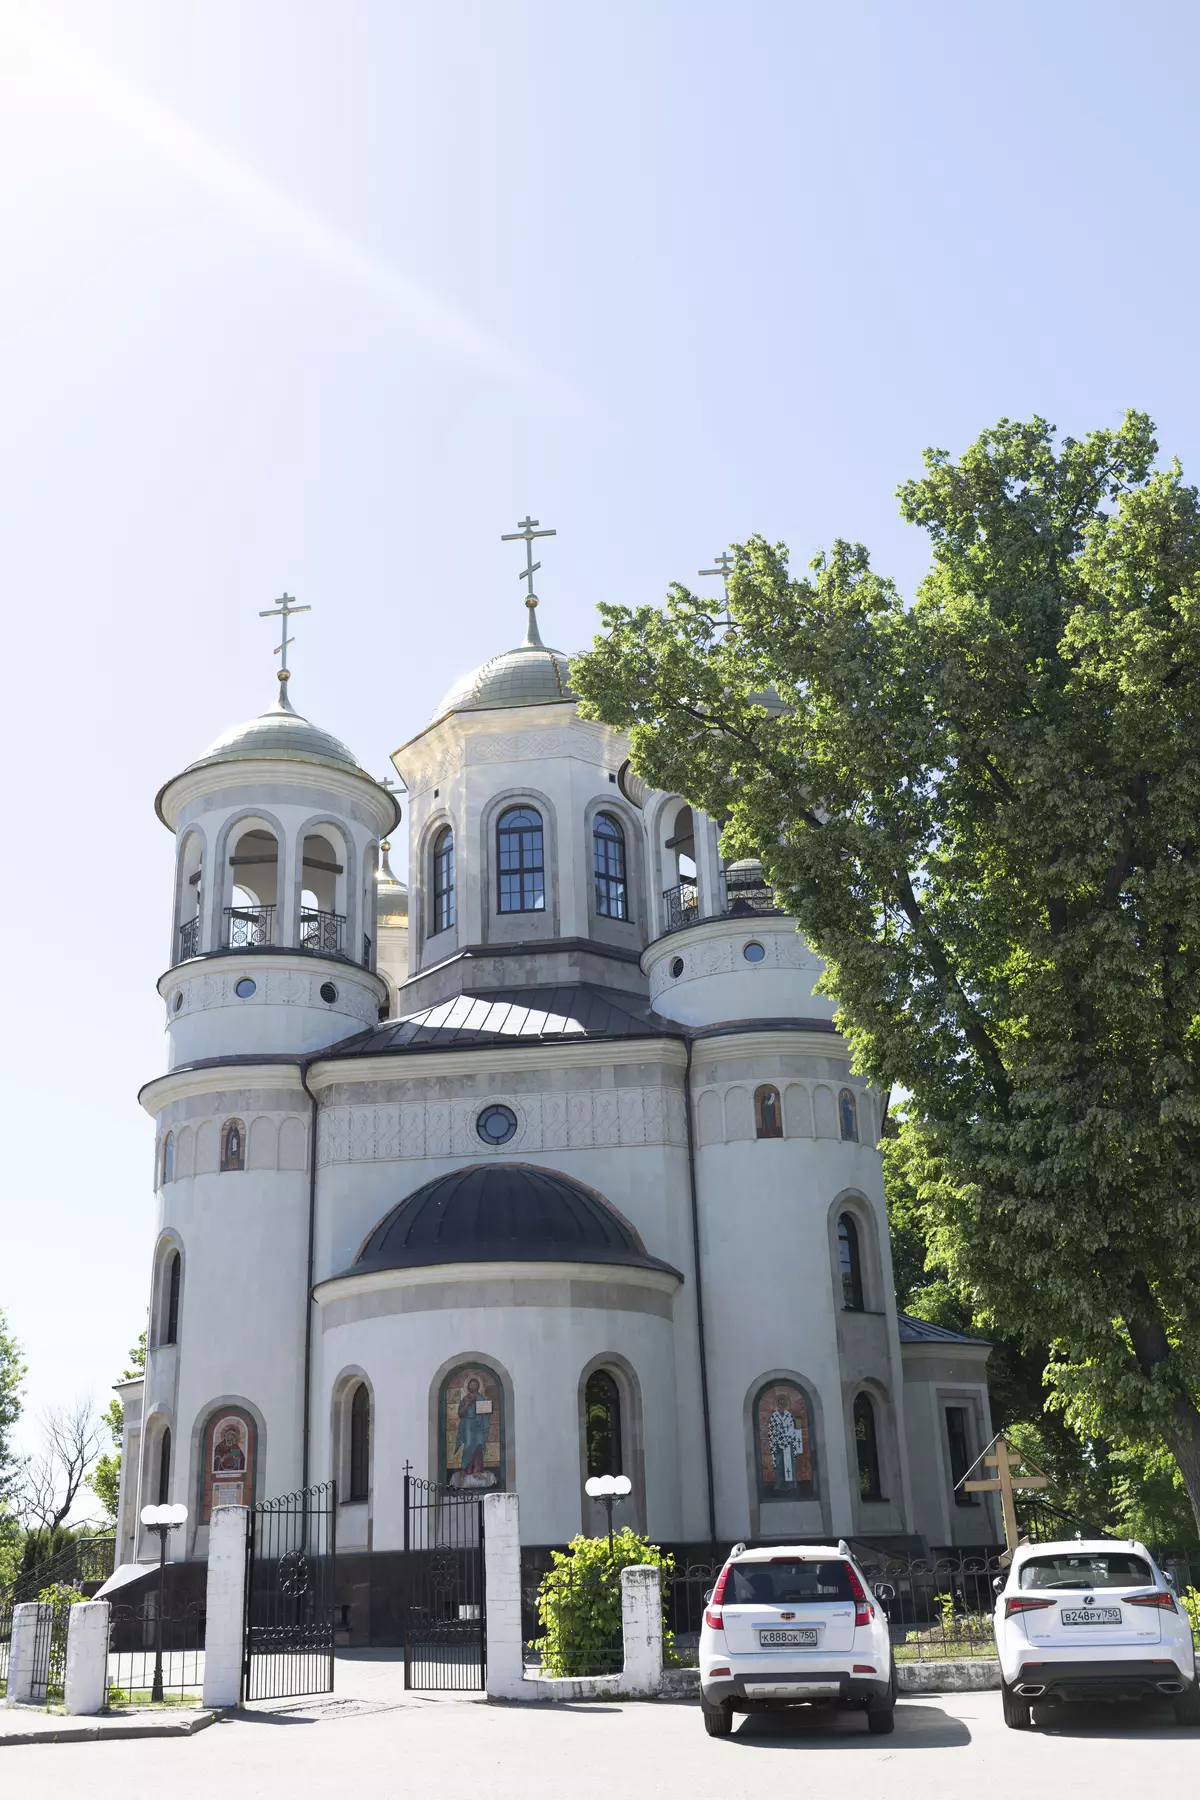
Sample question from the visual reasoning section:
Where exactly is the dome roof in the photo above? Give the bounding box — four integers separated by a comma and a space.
431, 603, 574, 722
348, 1162, 681, 1279
189, 688, 361, 775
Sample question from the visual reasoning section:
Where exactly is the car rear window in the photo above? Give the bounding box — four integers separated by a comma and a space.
1018, 1553, 1153, 1590
726, 1560, 854, 1604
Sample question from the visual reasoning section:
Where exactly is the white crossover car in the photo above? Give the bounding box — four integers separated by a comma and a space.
993, 1539, 1200, 1729
697, 1542, 895, 1738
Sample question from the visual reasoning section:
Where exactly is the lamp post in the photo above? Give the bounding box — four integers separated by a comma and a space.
584, 1474, 633, 1555
139, 1503, 188, 1702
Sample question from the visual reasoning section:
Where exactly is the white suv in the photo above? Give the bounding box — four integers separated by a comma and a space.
697, 1542, 895, 1738
993, 1539, 1200, 1729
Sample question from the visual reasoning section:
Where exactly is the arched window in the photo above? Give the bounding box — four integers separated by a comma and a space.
161, 1132, 175, 1186
157, 1426, 172, 1507
200, 1406, 256, 1521
753, 1379, 815, 1499
439, 1362, 505, 1490
839, 1087, 859, 1142
854, 1393, 882, 1500
584, 1370, 623, 1478
838, 1213, 864, 1311
431, 827, 455, 934
497, 807, 545, 913
348, 1382, 370, 1502
754, 1085, 782, 1139
593, 814, 628, 920
165, 1251, 181, 1346
220, 1119, 245, 1173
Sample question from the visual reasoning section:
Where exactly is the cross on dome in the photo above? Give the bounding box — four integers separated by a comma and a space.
501, 515, 556, 647
259, 591, 312, 705
698, 549, 737, 638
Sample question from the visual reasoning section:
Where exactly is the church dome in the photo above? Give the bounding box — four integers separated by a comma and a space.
431, 603, 574, 723
189, 689, 361, 775
349, 1163, 681, 1278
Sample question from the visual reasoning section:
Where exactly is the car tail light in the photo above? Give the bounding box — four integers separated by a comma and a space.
708, 1665, 731, 1677
705, 1562, 732, 1631
853, 1664, 877, 1674
843, 1562, 874, 1627
1125, 1591, 1177, 1612
1005, 1597, 1054, 1618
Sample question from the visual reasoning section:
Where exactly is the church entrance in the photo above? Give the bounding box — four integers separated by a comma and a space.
242, 1482, 337, 1702
402, 1470, 486, 1691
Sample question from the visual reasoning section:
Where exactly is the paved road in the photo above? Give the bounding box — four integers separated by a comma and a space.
4, 1657, 1197, 1797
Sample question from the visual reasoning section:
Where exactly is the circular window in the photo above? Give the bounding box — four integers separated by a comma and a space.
476, 1104, 518, 1146
670, 956, 685, 979
743, 941, 766, 963
319, 982, 338, 1004
172, 991, 183, 1013
235, 977, 257, 999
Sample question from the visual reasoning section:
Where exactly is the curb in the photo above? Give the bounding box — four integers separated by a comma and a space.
0, 1709, 215, 1747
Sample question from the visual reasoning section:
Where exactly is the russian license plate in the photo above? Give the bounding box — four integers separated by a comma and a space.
1061, 1607, 1122, 1625
758, 1628, 819, 1647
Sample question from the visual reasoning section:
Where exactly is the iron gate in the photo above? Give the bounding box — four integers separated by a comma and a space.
242, 1481, 336, 1702
403, 1468, 485, 1691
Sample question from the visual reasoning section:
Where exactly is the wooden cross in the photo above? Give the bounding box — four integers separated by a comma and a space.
961, 1433, 1049, 1553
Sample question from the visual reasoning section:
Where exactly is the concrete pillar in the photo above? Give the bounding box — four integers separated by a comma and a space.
482, 1492, 524, 1701
6, 1603, 47, 1705
63, 1601, 111, 1715
202, 1505, 248, 1709
620, 1565, 663, 1694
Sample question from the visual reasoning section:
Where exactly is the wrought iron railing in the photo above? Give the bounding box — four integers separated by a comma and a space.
224, 904, 274, 948
723, 880, 778, 915
662, 882, 699, 932
300, 908, 345, 956
178, 917, 201, 961
108, 1597, 205, 1704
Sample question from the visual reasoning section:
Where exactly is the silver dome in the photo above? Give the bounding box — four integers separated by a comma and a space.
431, 603, 574, 722
188, 687, 361, 775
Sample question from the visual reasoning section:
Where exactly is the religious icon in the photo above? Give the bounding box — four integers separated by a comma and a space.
201, 1409, 255, 1520
213, 1419, 248, 1473
442, 1365, 503, 1490
756, 1382, 814, 1498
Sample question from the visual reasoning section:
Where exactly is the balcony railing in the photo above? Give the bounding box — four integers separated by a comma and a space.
178, 917, 201, 961
660, 877, 782, 935
300, 908, 345, 957
662, 882, 699, 932
224, 904, 275, 948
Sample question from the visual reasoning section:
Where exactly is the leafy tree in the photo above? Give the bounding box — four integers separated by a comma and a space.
0, 1309, 26, 1585
572, 411, 1200, 1527
534, 1528, 675, 1677
88, 1333, 146, 1524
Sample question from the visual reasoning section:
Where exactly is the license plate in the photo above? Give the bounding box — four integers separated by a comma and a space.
758, 1628, 819, 1646
1060, 1607, 1122, 1625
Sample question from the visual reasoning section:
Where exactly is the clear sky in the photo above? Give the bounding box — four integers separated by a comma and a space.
4, 0, 1200, 1473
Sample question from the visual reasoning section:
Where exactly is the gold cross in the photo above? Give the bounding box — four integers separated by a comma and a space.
258, 591, 311, 689
961, 1433, 1048, 1553
501, 515, 556, 611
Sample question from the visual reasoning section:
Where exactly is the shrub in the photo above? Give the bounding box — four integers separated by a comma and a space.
534, 1528, 675, 1677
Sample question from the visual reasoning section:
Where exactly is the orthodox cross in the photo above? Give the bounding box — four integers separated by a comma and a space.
501, 515, 556, 612
961, 1432, 1049, 1555
259, 591, 311, 694
697, 550, 736, 636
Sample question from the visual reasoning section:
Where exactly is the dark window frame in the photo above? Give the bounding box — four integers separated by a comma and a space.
348, 1382, 370, 1503
431, 826, 455, 934
853, 1392, 883, 1500
593, 812, 629, 920
837, 1213, 865, 1311
946, 1404, 978, 1505
165, 1250, 181, 1345
584, 1369, 623, 1479
157, 1426, 172, 1507
497, 806, 546, 914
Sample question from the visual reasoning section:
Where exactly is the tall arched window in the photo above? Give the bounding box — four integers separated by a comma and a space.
348, 1382, 370, 1502
157, 1426, 172, 1507
161, 1133, 175, 1186
839, 1087, 859, 1142
431, 827, 455, 934
854, 1393, 882, 1500
838, 1213, 864, 1311
497, 807, 545, 913
165, 1251, 181, 1346
593, 814, 628, 920
584, 1370, 623, 1477
220, 1118, 245, 1173
754, 1085, 782, 1139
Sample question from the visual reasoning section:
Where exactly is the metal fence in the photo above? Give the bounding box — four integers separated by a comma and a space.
402, 1471, 485, 1692
30, 1593, 74, 1703
662, 1562, 722, 1668
243, 1482, 337, 1703
0, 1591, 11, 1696
526, 1562, 625, 1678
107, 1599, 205, 1705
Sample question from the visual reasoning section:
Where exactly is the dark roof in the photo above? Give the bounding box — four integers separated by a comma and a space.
897, 1312, 992, 1347
327, 983, 681, 1058
346, 1162, 683, 1281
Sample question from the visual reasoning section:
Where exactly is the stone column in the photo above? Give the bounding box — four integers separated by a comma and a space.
63, 1601, 111, 1715
482, 1492, 524, 1701
202, 1506, 248, 1709
619, 1565, 663, 1695
6, 1603, 47, 1705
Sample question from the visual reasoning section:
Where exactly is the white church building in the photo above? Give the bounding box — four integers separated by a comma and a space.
115, 539, 999, 1602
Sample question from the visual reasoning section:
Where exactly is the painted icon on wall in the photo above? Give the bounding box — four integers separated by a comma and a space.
441, 1364, 504, 1490
755, 1381, 815, 1499
201, 1407, 256, 1520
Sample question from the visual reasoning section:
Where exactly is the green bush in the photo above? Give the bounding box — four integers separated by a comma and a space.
533, 1529, 676, 1677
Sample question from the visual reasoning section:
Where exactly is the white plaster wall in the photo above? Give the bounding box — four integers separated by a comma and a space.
645, 914, 835, 1027
161, 955, 384, 1066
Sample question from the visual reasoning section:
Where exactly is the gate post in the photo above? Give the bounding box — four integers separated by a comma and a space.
482, 1492, 523, 1700
6, 1603, 45, 1704
64, 1601, 110, 1715
619, 1565, 663, 1695
202, 1505, 249, 1709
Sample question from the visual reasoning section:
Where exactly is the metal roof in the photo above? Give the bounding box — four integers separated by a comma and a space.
327, 983, 682, 1058
897, 1312, 992, 1347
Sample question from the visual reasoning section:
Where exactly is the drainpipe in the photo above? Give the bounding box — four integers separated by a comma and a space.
299, 1060, 319, 1494
684, 1036, 717, 1548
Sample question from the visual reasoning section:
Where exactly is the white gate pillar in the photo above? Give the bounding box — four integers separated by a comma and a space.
6, 1603, 46, 1704
202, 1506, 248, 1708
619, 1565, 663, 1694
482, 1492, 524, 1700
63, 1601, 111, 1715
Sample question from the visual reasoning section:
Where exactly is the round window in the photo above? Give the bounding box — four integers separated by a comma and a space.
172, 991, 183, 1013
476, 1104, 518, 1146
235, 977, 257, 999
670, 956, 685, 979
319, 982, 338, 1004
743, 941, 766, 963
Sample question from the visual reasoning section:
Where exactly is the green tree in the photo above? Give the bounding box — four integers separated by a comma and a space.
88, 1333, 146, 1524
0, 1308, 25, 1585
572, 411, 1200, 1528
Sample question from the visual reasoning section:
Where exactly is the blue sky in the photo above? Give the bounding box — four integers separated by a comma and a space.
4, 0, 1200, 1473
